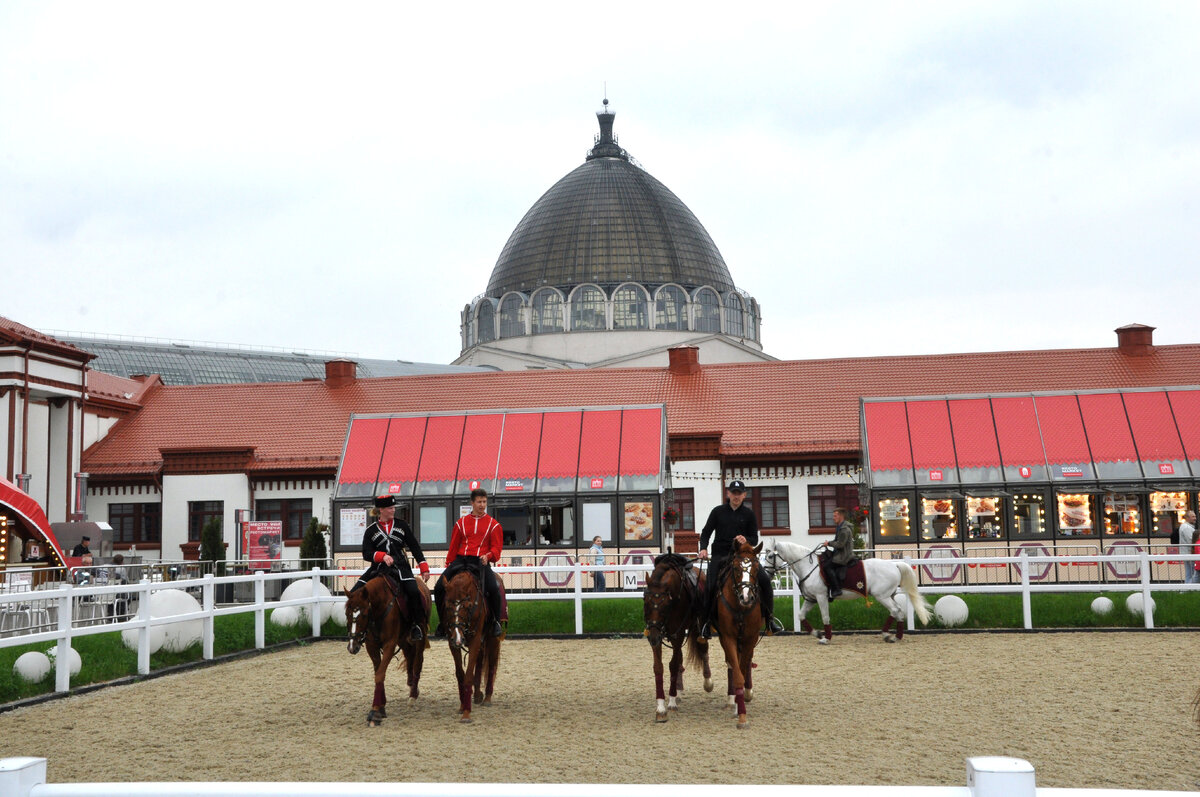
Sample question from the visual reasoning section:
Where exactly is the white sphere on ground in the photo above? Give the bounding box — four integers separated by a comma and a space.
120, 619, 166, 654
279, 579, 334, 624
934, 595, 969, 627
270, 605, 301, 626
153, 587, 204, 652
1090, 596, 1114, 616
13, 651, 51, 682
45, 645, 83, 676
329, 597, 348, 627
1125, 593, 1155, 618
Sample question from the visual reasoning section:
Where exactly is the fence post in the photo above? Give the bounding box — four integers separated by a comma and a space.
202, 574, 215, 660
574, 557, 583, 635
55, 584, 73, 693
311, 567, 322, 638
1020, 551, 1032, 630
0, 757, 47, 797
1140, 549, 1154, 630
137, 578, 152, 675
254, 572, 265, 649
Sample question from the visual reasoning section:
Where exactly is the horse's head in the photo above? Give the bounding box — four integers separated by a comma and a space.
345, 587, 372, 655
726, 541, 763, 609
759, 540, 786, 578
443, 571, 483, 651
642, 560, 685, 646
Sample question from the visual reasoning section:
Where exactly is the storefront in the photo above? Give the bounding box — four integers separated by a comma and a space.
331, 406, 669, 586
861, 388, 1200, 582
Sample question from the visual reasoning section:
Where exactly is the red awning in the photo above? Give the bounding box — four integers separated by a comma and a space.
496, 412, 544, 481
578, 410, 623, 490
337, 417, 389, 489
1077, 393, 1141, 478
417, 415, 467, 485
948, 398, 1002, 469
906, 400, 958, 483
1123, 391, 1185, 461
537, 411, 583, 480
1034, 395, 1093, 477
863, 401, 913, 474
376, 416, 428, 494
1168, 390, 1200, 464
456, 413, 505, 491
0, 476, 66, 564
991, 396, 1047, 479
619, 408, 663, 477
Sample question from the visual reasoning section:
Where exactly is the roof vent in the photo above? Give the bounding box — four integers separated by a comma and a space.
668, 345, 700, 375
325, 359, 358, 387
1115, 323, 1155, 356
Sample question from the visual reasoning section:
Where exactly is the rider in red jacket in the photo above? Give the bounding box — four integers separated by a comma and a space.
434, 488, 504, 637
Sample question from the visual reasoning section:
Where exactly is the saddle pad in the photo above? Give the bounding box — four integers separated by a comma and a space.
821, 560, 868, 597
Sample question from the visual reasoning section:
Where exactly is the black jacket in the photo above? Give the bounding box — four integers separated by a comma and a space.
699, 502, 759, 561
361, 520, 427, 581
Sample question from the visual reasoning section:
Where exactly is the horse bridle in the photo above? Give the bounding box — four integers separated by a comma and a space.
348, 590, 397, 649
719, 551, 761, 616
446, 572, 484, 644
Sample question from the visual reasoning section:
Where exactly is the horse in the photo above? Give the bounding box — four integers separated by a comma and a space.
442, 564, 503, 723
761, 539, 932, 644
711, 540, 763, 729
642, 552, 712, 722
345, 575, 431, 727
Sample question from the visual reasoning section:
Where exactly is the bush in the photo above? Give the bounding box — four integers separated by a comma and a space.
299, 517, 328, 563
198, 517, 225, 576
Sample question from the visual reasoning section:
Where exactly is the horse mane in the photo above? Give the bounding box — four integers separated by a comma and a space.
651, 552, 691, 580
773, 539, 814, 561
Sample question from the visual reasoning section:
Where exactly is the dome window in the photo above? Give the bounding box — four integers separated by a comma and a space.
571, 285, 606, 331
477, 300, 497, 344
532, 290, 564, 334
694, 288, 721, 333
655, 285, 687, 330
613, 285, 649, 330
499, 294, 526, 339
725, 293, 744, 337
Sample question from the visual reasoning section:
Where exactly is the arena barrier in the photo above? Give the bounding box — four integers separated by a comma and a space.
2, 553, 1198, 694
5, 754, 1170, 797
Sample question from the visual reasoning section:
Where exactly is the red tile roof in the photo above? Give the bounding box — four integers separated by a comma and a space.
0, 316, 93, 361
81, 343, 1200, 478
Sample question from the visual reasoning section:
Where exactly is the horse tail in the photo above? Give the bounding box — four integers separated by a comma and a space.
686, 630, 708, 668
898, 562, 932, 625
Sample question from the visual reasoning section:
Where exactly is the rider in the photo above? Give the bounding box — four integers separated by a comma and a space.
434, 487, 504, 638
698, 480, 785, 638
819, 506, 856, 599
353, 495, 430, 643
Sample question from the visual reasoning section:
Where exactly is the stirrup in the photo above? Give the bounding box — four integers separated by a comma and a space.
828, 589, 842, 599
489, 620, 504, 638
765, 615, 784, 635
409, 624, 424, 642
700, 622, 713, 639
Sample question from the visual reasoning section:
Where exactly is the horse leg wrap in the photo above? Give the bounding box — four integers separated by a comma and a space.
882, 615, 894, 632
896, 618, 905, 640
734, 687, 746, 716
800, 618, 814, 634
655, 672, 665, 701
823, 624, 832, 640
372, 682, 385, 710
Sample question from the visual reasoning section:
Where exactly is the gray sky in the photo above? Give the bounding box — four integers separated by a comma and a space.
3, 1, 1199, 365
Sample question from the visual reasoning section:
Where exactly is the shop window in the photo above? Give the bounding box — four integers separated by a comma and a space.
109, 503, 162, 545
1056, 493, 1095, 537
668, 488, 695, 532
535, 503, 576, 546
255, 498, 313, 541
876, 497, 912, 540
623, 499, 656, 542
494, 503, 534, 548
746, 487, 789, 529
965, 496, 1004, 540
1012, 492, 1048, 538
1150, 491, 1188, 537
1102, 493, 1142, 536
807, 484, 858, 530
920, 498, 958, 540
187, 501, 223, 542
418, 504, 450, 546
583, 501, 613, 544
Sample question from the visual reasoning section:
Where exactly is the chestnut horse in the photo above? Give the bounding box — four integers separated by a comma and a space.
712, 541, 763, 729
442, 565, 503, 723
345, 575, 431, 727
642, 552, 712, 722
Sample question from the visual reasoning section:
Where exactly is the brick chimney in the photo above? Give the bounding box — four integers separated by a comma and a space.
1115, 323, 1155, 356
325, 359, 358, 387
667, 345, 700, 375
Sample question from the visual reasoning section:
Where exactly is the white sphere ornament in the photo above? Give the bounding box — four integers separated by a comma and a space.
121, 587, 201, 654
279, 579, 334, 624
45, 645, 82, 677
270, 605, 301, 627
13, 651, 52, 682
330, 597, 348, 627
1090, 596, 1114, 616
1125, 593, 1155, 618
934, 595, 969, 627
121, 620, 166, 655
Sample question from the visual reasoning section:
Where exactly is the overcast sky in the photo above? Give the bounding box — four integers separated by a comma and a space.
3, 2, 1198, 366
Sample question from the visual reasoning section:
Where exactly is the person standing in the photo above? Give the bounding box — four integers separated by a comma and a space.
820, 507, 857, 598
697, 480, 784, 637
354, 495, 430, 643
71, 535, 91, 557
588, 536, 607, 592
435, 488, 504, 638
1182, 510, 1199, 584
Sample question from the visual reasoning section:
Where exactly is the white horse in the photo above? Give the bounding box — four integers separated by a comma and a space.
761, 539, 932, 644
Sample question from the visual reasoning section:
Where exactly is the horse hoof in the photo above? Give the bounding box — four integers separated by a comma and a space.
473, 694, 483, 705
703, 678, 714, 693
408, 697, 418, 705
482, 696, 492, 706
655, 712, 668, 723
737, 715, 749, 729
817, 637, 829, 645
460, 716, 473, 724
745, 689, 753, 703
884, 634, 897, 643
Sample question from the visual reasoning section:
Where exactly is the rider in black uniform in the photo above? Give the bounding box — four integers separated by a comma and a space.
353, 495, 430, 643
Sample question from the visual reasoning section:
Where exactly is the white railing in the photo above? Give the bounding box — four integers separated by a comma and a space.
3, 553, 1198, 694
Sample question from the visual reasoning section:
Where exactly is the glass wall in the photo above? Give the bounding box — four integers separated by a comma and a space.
1012, 491, 1049, 538
920, 498, 958, 540
876, 496, 912, 540
1101, 492, 1142, 536
965, 496, 1004, 540
1056, 492, 1095, 537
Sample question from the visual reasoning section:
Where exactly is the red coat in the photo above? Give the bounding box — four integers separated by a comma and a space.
446, 513, 503, 565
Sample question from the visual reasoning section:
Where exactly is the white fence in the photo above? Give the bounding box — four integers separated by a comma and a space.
2, 553, 1198, 695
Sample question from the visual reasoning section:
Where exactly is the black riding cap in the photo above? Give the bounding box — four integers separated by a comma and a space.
374, 495, 396, 508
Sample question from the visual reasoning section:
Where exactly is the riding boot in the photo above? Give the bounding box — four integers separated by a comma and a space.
760, 577, 784, 635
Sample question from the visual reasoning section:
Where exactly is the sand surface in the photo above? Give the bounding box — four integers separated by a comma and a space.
3, 631, 1198, 790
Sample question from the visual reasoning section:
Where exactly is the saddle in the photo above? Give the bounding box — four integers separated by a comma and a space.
450, 559, 508, 621
820, 559, 867, 596
653, 552, 700, 603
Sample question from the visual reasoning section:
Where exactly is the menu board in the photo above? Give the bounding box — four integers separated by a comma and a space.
623, 501, 654, 541
1057, 494, 1092, 534
1150, 492, 1187, 513
339, 507, 368, 547
879, 499, 909, 521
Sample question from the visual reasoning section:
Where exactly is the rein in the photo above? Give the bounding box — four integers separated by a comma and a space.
764, 547, 824, 595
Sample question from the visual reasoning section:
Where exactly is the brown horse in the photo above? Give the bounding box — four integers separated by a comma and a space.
442, 565, 503, 723
345, 575, 431, 727
642, 552, 712, 722
712, 541, 763, 729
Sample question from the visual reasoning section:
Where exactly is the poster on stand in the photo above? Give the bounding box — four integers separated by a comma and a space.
339, 508, 368, 548
245, 521, 284, 569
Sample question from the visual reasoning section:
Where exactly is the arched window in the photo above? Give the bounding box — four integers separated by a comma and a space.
655, 285, 687, 330
612, 285, 649, 330
477, 300, 496, 344
725, 293, 744, 337
499, 294, 525, 339
464, 305, 477, 348
570, 285, 606, 331
532, 290, 563, 334
748, 298, 760, 342
694, 288, 721, 333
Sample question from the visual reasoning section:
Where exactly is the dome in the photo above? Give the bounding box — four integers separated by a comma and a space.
485, 108, 734, 298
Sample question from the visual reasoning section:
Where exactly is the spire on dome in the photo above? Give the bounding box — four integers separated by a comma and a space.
587, 97, 628, 161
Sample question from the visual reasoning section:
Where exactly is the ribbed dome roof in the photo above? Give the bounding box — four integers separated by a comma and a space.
485, 108, 734, 298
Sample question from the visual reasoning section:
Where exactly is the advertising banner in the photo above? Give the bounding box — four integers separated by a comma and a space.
245, 521, 283, 568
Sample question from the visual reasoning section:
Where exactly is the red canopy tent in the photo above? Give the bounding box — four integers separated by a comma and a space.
0, 476, 66, 565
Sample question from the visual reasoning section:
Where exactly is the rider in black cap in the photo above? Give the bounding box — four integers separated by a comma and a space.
353, 495, 430, 643
698, 480, 785, 638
